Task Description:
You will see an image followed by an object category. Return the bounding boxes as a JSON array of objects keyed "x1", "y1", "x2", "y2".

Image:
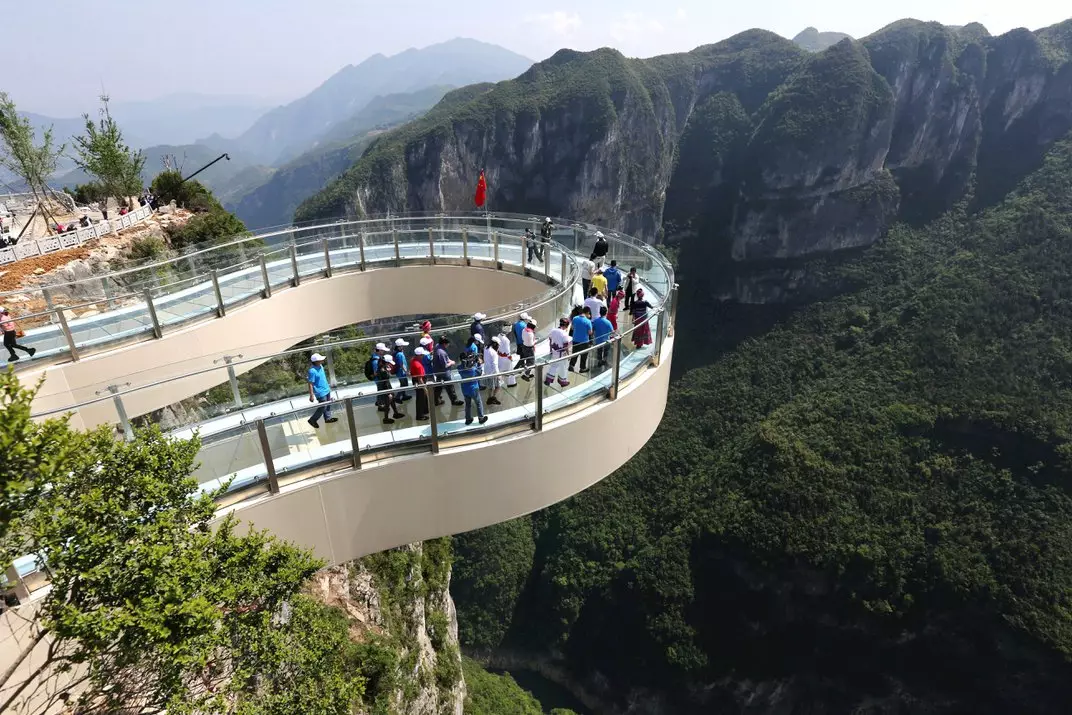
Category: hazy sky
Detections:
[{"x1": 6, "y1": 0, "x2": 1068, "y2": 116}]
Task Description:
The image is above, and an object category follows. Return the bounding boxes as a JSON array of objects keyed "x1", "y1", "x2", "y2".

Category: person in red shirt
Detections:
[
  {"x1": 608, "y1": 289, "x2": 624, "y2": 330},
  {"x1": 409, "y1": 347, "x2": 430, "y2": 421}
]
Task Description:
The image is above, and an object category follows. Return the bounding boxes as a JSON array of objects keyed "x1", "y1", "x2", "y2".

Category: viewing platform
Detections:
[{"x1": 5, "y1": 213, "x2": 676, "y2": 591}]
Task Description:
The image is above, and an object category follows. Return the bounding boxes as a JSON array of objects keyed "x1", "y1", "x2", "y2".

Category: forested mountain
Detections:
[
  {"x1": 222, "y1": 38, "x2": 533, "y2": 165},
  {"x1": 293, "y1": 16, "x2": 1072, "y2": 714},
  {"x1": 227, "y1": 86, "x2": 454, "y2": 228}
]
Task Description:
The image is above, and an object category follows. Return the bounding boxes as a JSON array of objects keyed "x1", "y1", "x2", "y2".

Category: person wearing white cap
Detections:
[
  {"x1": 470, "y1": 312, "x2": 487, "y2": 343},
  {"x1": 519, "y1": 316, "x2": 537, "y2": 381},
  {"x1": 513, "y1": 312, "x2": 529, "y2": 351},
  {"x1": 498, "y1": 323, "x2": 517, "y2": 388},
  {"x1": 590, "y1": 230, "x2": 609, "y2": 268},
  {"x1": 483, "y1": 335, "x2": 501, "y2": 405},
  {"x1": 545, "y1": 317, "x2": 573, "y2": 387},
  {"x1": 393, "y1": 338, "x2": 412, "y2": 403},
  {"x1": 409, "y1": 346, "x2": 430, "y2": 421},
  {"x1": 306, "y1": 352, "x2": 337, "y2": 429},
  {"x1": 374, "y1": 353, "x2": 405, "y2": 424}
]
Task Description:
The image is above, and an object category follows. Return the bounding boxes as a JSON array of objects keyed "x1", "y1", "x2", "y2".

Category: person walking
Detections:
[
  {"x1": 393, "y1": 338, "x2": 411, "y2": 402},
  {"x1": 584, "y1": 287, "x2": 606, "y2": 324},
  {"x1": 458, "y1": 349, "x2": 489, "y2": 426},
  {"x1": 497, "y1": 324, "x2": 517, "y2": 389},
  {"x1": 470, "y1": 312, "x2": 487, "y2": 343},
  {"x1": 420, "y1": 336, "x2": 435, "y2": 372},
  {"x1": 519, "y1": 317, "x2": 537, "y2": 381},
  {"x1": 525, "y1": 228, "x2": 541, "y2": 264},
  {"x1": 375, "y1": 354, "x2": 405, "y2": 424},
  {"x1": 592, "y1": 306, "x2": 614, "y2": 368},
  {"x1": 591, "y1": 267, "x2": 608, "y2": 299},
  {"x1": 569, "y1": 307, "x2": 594, "y2": 373},
  {"x1": 604, "y1": 260, "x2": 623, "y2": 296},
  {"x1": 306, "y1": 353, "x2": 337, "y2": 429},
  {"x1": 631, "y1": 288, "x2": 654, "y2": 348},
  {"x1": 623, "y1": 267, "x2": 639, "y2": 311},
  {"x1": 410, "y1": 347, "x2": 430, "y2": 421},
  {"x1": 608, "y1": 288, "x2": 624, "y2": 330},
  {"x1": 580, "y1": 258, "x2": 595, "y2": 299},
  {"x1": 483, "y1": 335, "x2": 502, "y2": 405},
  {"x1": 433, "y1": 336, "x2": 464, "y2": 406},
  {"x1": 513, "y1": 312, "x2": 529, "y2": 354},
  {"x1": 546, "y1": 317, "x2": 573, "y2": 388},
  {"x1": 590, "y1": 230, "x2": 609, "y2": 267},
  {"x1": 1, "y1": 308, "x2": 35, "y2": 363}
]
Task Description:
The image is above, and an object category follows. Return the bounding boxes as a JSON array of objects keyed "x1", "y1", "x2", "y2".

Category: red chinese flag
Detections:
[{"x1": 474, "y1": 170, "x2": 487, "y2": 208}]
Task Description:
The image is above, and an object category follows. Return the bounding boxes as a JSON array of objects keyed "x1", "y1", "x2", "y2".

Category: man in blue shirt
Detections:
[
  {"x1": 393, "y1": 338, "x2": 411, "y2": 402},
  {"x1": 513, "y1": 312, "x2": 529, "y2": 350},
  {"x1": 432, "y1": 336, "x2": 464, "y2": 407},
  {"x1": 307, "y1": 352, "x2": 337, "y2": 429},
  {"x1": 470, "y1": 312, "x2": 487, "y2": 342},
  {"x1": 458, "y1": 349, "x2": 489, "y2": 426},
  {"x1": 604, "y1": 260, "x2": 622, "y2": 296},
  {"x1": 592, "y1": 306, "x2": 615, "y2": 368},
  {"x1": 569, "y1": 307, "x2": 594, "y2": 373}
]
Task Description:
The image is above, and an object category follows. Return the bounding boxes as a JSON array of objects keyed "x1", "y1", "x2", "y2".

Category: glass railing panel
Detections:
[
  {"x1": 217, "y1": 258, "x2": 266, "y2": 306},
  {"x1": 149, "y1": 273, "x2": 220, "y2": 327},
  {"x1": 8, "y1": 302, "x2": 66, "y2": 362},
  {"x1": 191, "y1": 423, "x2": 268, "y2": 495},
  {"x1": 294, "y1": 236, "x2": 327, "y2": 277},
  {"x1": 62, "y1": 295, "x2": 155, "y2": 348},
  {"x1": 264, "y1": 403, "x2": 353, "y2": 476}
]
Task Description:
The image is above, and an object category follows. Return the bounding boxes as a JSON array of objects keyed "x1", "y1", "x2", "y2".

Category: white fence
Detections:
[{"x1": 0, "y1": 205, "x2": 154, "y2": 266}]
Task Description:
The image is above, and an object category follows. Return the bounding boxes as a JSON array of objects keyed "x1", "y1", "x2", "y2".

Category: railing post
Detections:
[
  {"x1": 101, "y1": 277, "x2": 116, "y2": 310},
  {"x1": 493, "y1": 231, "x2": 500, "y2": 268},
  {"x1": 256, "y1": 420, "x2": 280, "y2": 494},
  {"x1": 462, "y1": 227, "x2": 469, "y2": 264},
  {"x1": 55, "y1": 308, "x2": 78, "y2": 361},
  {"x1": 653, "y1": 311, "x2": 665, "y2": 367},
  {"x1": 325, "y1": 349, "x2": 338, "y2": 387},
  {"x1": 521, "y1": 234, "x2": 529, "y2": 276},
  {"x1": 210, "y1": 269, "x2": 226, "y2": 318},
  {"x1": 426, "y1": 383, "x2": 439, "y2": 454},
  {"x1": 259, "y1": 254, "x2": 272, "y2": 298},
  {"x1": 534, "y1": 363, "x2": 545, "y2": 431},
  {"x1": 393, "y1": 228, "x2": 401, "y2": 266},
  {"x1": 428, "y1": 227, "x2": 435, "y2": 264},
  {"x1": 358, "y1": 231, "x2": 367, "y2": 270},
  {"x1": 290, "y1": 244, "x2": 300, "y2": 286},
  {"x1": 560, "y1": 251, "x2": 567, "y2": 286},
  {"x1": 42, "y1": 286, "x2": 57, "y2": 325},
  {"x1": 668, "y1": 282, "x2": 679, "y2": 337},
  {"x1": 543, "y1": 242, "x2": 553, "y2": 283},
  {"x1": 609, "y1": 338, "x2": 622, "y2": 401},
  {"x1": 322, "y1": 238, "x2": 332, "y2": 278},
  {"x1": 99, "y1": 384, "x2": 133, "y2": 442},
  {"x1": 144, "y1": 289, "x2": 162, "y2": 339},
  {"x1": 345, "y1": 397, "x2": 362, "y2": 470},
  {"x1": 215, "y1": 354, "x2": 244, "y2": 408}
]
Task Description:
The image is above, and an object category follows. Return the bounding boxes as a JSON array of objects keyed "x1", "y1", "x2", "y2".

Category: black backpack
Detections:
[{"x1": 363, "y1": 356, "x2": 377, "y2": 380}]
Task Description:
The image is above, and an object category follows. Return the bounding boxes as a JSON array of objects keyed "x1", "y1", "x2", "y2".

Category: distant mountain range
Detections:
[
  {"x1": 210, "y1": 38, "x2": 533, "y2": 165},
  {"x1": 792, "y1": 26, "x2": 854, "y2": 51}
]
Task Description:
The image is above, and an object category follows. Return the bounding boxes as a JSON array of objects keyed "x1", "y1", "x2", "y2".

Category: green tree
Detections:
[
  {"x1": 0, "y1": 373, "x2": 362, "y2": 714},
  {"x1": 461, "y1": 657, "x2": 543, "y2": 715},
  {"x1": 166, "y1": 209, "x2": 249, "y2": 251},
  {"x1": 71, "y1": 98, "x2": 146, "y2": 203},
  {"x1": 0, "y1": 92, "x2": 64, "y2": 230},
  {"x1": 151, "y1": 170, "x2": 221, "y2": 213}
]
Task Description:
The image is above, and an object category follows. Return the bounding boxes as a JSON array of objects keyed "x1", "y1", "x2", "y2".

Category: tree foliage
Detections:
[
  {"x1": 71, "y1": 99, "x2": 146, "y2": 202},
  {"x1": 461, "y1": 658, "x2": 543, "y2": 715},
  {"x1": 0, "y1": 92, "x2": 63, "y2": 202},
  {"x1": 151, "y1": 170, "x2": 222, "y2": 214},
  {"x1": 0, "y1": 372, "x2": 363, "y2": 714}
]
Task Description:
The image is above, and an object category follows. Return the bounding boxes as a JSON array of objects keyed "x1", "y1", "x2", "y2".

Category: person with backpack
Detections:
[
  {"x1": 458, "y1": 346, "x2": 489, "y2": 426},
  {"x1": 375, "y1": 354, "x2": 405, "y2": 425}
]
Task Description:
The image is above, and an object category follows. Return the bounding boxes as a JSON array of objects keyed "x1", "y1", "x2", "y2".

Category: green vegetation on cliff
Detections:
[{"x1": 453, "y1": 136, "x2": 1072, "y2": 711}]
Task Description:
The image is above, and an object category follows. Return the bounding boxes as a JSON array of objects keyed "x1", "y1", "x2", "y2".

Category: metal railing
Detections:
[{"x1": 0, "y1": 204, "x2": 154, "y2": 265}]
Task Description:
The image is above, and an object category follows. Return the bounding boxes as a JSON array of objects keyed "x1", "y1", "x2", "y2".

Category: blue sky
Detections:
[{"x1": 6, "y1": 0, "x2": 1068, "y2": 116}]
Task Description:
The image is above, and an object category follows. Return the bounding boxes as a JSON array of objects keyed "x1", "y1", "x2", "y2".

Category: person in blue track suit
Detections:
[
  {"x1": 306, "y1": 352, "x2": 337, "y2": 428},
  {"x1": 393, "y1": 338, "x2": 412, "y2": 402}
]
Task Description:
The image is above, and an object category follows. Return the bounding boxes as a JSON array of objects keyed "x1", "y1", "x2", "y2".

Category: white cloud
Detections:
[
  {"x1": 609, "y1": 12, "x2": 665, "y2": 44},
  {"x1": 526, "y1": 11, "x2": 582, "y2": 36}
]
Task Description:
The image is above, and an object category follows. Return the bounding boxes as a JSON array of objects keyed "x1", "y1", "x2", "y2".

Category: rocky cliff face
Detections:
[
  {"x1": 297, "y1": 20, "x2": 1072, "y2": 302},
  {"x1": 308, "y1": 541, "x2": 465, "y2": 715}
]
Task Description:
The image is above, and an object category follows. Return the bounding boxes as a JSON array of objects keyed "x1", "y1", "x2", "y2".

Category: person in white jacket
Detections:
[
  {"x1": 497, "y1": 324, "x2": 516, "y2": 388},
  {"x1": 545, "y1": 317, "x2": 573, "y2": 387},
  {"x1": 484, "y1": 336, "x2": 502, "y2": 405}
]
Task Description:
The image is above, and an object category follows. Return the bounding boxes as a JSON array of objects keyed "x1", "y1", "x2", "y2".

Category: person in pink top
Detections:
[
  {"x1": 607, "y1": 289, "x2": 624, "y2": 330},
  {"x1": 1, "y1": 308, "x2": 35, "y2": 362}
]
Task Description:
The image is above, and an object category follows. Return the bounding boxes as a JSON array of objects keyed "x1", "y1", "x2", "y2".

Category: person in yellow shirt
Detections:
[{"x1": 591, "y1": 268, "x2": 608, "y2": 298}]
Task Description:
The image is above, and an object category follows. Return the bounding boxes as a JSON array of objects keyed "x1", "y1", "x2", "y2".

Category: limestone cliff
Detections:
[
  {"x1": 297, "y1": 20, "x2": 1072, "y2": 300},
  {"x1": 308, "y1": 540, "x2": 465, "y2": 715}
]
